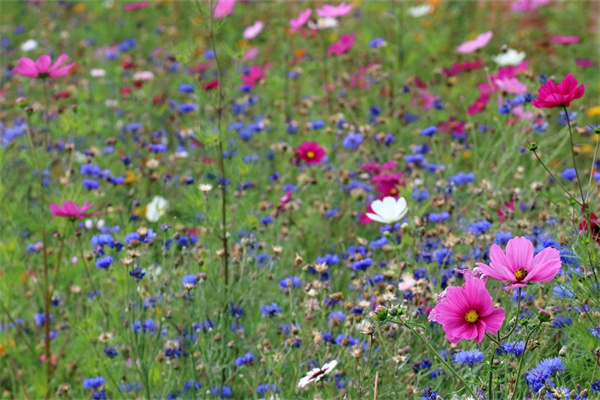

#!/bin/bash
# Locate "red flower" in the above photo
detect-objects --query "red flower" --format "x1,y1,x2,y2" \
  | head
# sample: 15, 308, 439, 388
532, 73, 584, 109
296, 141, 326, 165
203, 79, 219, 91
579, 213, 600, 244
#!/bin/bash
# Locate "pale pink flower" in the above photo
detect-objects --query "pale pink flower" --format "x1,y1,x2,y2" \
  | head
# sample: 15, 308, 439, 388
289, 9, 312, 33
457, 31, 493, 53
431, 278, 505, 344
550, 35, 580, 44
214, 0, 236, 19
511, 0, 549, 12
495, 77, 528, 94
243, 21, 264, 40
13, 54, 75, 78
241, 47, 258, 62
475, 236, 562, 290
316, 2, 353, 18
123, 1, 149, 11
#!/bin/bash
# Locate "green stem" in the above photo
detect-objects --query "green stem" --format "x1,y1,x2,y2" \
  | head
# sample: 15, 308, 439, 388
512, 323, 541, 399
531, 149, 581, 206
501, 288, 521, 341
401, 322, 477, 398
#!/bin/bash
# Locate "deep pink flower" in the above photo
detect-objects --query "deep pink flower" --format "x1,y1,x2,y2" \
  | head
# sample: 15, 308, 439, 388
475, 236, 562, 290
241, 65, 268, 88
361, 160, 396, 174
49, 201, 99, 219
13, 54, 75, 79
442, 58, 484, 77
457, 31, 493, 53
214, 0, 236, 19
467, 94, 490, 115
550, 35, 581, 45
316, 2, 353, 18
296, 141, 326, 165
289, 9, 312, 33
371, 172, 405, 196
576, 58, 595, 68
328, 33, 356, 56
532, 73, 584, 109
123, 1, 149, 11
412, 89, 435, 110
431, 278, 505, 344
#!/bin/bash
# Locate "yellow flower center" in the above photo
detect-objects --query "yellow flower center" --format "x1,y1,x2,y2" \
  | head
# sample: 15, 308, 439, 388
514, 268, 528, 282
306, 151, 315, 159
464, 310, 479, 324
390, 188, 398, 195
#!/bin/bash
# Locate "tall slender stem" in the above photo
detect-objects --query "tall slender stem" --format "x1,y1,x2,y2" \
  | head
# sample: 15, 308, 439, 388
511, 323, 541, 399
532, 149, 581, 206
501, 288, 521, 341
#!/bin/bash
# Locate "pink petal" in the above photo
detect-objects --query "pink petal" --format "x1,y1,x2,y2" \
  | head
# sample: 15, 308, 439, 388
35, 55, 52, 73
506, 236, 533, 271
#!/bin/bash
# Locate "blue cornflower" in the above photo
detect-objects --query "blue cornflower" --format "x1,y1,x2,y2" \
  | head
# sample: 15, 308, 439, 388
421, 126, 437, 137
590, 325, 600, 339
278, 276, 302, 290
496, 341, 525, 356
230, 303, 244, 318
449, 172, 475, 185
468, 220, 491, 236
524, 357, 565, 392
182, 274, 197, 290
234, 352, 254, 367
453, 349, 485, 365
210, 385, 232, 398
179, 84, 194, 93
309, 120, 324, 130
368, 37, 387, 48
421, 386, 438, 400
260, 303, 282, 317
129, 267, 146, 280
353, 258, 373, 271
83, 376, 105, 390
343, 132, 363, 149
328, 311, 346, 323
82, 178, 99, 190
561, 168, 577, 180
412, 187, 430, 201
95, 255, 113, 269
103, 346, 118, 358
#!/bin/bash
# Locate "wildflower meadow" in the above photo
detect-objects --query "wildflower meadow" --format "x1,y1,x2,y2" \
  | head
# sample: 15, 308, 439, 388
1, 0, 600, 399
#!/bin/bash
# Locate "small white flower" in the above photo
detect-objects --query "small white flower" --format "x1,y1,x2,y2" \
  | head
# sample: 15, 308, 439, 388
146, 196, 168, 222
21, 39, 38, 52
91, 69, 106, 78
198, 183, 213, 192
366, 196, 408, 224
297, 359, 337, 388
407, 4, 433, 17
308, 17, 339, 30
491, 48, 526, 66
133, 71, 154, 81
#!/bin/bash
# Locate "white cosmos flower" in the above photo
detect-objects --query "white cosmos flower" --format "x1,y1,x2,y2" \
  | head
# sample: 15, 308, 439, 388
407, 4, 433, 17
146, 196, 168, 222
90, 69, 106, 78
366, 196, 408, 224
308, 17, 339, 30
297, 359, 337, 388
491, 49, 526, 66
21, 39, 38, 52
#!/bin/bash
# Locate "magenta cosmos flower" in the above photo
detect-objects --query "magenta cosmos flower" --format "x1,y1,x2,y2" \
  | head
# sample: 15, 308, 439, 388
475, 236, 561, 289
214, 0, 236, 19
289, 9, 311, 33
532, 73, 584, 109
432, 278, 505, 344
296, 141, 326, 165
49, 201, 99, 219
243, 21, 264, 40
457, 31, 493, 53
13, 54, 75, 78
328, 33, 356, 56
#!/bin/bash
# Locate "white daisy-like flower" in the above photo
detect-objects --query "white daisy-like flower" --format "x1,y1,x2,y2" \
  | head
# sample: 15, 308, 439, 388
146, 196, 168, 222
398, 273, 417, 291
491, 48, 526, 66
407, 4, 433, 18
198, 183, 213, 192
21, 39, 38, 52
366, 196, 408, 224
308, 17, 339, 30
133, 71, 154, 81
297, 359, 338, 388
90, 69, 106, 78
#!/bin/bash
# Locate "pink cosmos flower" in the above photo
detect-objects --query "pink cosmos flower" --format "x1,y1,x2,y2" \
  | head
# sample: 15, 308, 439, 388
431, 278, 505, 344
243, 21, 264, 40
289, 9, 312, 33
296, 141, 326, 165
241, 47, 258, 62
328, 32, 356, 56
13, 54, 75, 79
475, 236, 562, 290
532, 73, 585, 109
361, 160, 396, 174
413, 89, 435, 110
495, 77, 527, 94
241, 65, 268, 88
49, 201, 99, 219
550, 35, 581, 45
576, 58, 595, 68
123, 1, 149, 11
457, 31, 493, 53
443, 58, 484, 77
316, 2, 353, 18
511, 0, 549, 12
468, 94, 490, 115
214, 0, 236, 19
371, 172, 405, 196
